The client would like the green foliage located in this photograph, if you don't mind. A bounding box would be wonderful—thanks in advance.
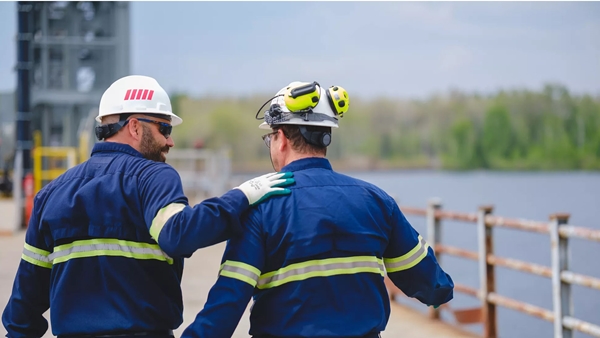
[171,84,600,171]
[482,103,513,160]
[444,117,487,169]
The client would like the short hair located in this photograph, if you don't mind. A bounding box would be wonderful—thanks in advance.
[277,125,329,156]
[100,114,120,125]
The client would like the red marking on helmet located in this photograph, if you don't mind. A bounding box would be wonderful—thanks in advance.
[124,89,154,100]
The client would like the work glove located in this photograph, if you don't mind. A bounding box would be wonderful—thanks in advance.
[236,172,295,206]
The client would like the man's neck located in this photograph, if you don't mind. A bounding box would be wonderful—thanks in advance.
[104,137,140,153]
[282,152,324,168]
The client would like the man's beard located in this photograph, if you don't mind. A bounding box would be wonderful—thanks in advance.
[140,125,169,162]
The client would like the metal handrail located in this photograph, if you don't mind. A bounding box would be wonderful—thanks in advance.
[387,200,600,338]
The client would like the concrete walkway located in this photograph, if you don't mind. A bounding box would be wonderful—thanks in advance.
[1,214,477,337]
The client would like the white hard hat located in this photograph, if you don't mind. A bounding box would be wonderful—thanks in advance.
[258,81,349,130]
[97,75,182,126]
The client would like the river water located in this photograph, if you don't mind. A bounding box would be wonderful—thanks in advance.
[347,170,600,338]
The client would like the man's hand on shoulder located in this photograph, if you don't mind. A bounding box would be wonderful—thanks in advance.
[236,172,295,206]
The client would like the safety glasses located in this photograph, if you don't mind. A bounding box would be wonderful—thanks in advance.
[135,118,173,138]
[261,130,278,149]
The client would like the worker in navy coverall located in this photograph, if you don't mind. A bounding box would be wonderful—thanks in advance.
[2,75,294,338]
[183,81,454,338]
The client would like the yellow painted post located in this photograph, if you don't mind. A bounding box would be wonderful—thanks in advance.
[78,132,90,164]
[32,131,42,194]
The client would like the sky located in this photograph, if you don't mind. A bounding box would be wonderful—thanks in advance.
[0,1,599,99]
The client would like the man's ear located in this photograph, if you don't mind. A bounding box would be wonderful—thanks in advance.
[127,119,141,140]
[277,129,287,152]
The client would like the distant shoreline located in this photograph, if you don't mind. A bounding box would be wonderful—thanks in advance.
[229,159,600,176]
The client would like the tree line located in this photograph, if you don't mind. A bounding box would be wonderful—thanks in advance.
[170,84,600,172]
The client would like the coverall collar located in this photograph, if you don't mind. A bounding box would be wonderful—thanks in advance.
[281,157,332,172]
[91,142,145,158]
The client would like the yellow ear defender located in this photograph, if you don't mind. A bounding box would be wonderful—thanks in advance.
[283,81,321,112]
[326,85,349,117]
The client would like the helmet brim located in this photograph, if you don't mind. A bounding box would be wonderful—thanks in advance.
[258,119,339,130]
[96,112,183,126]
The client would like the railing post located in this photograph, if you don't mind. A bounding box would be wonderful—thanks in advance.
[550,213,572,338]
[426,198,442,319]
[478,205,496,338]
[67,148,77,169]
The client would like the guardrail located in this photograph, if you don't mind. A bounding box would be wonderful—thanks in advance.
[32,146,77,194]
[31,130,78,194]
[384,200,600,338]
[166,147,231,202]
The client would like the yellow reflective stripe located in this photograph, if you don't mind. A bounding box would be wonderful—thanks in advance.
[384,235,425,264]
[221,271,257,287]
[220,260,261,287]
[22,243,52,268]
[150,203,186,243]
[21,253,52,269]
[24,243,50,256]
[385,243,428,273]
[384,235,429,273]
[52,250,172,264]
[51,239,173,265]
[257,256,385,290]
[52,238,163,252]
[221,260,261,276]
[260,256,382,279]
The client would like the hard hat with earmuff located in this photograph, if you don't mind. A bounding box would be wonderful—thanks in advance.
[255,81,350,147]
[256,81,349,128]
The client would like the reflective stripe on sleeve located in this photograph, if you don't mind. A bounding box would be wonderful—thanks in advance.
[384,235,429,273]
[50,238,173,265]
[21,243,52,269]
[149,203,186,243]
[257,256,385,290]
[220,260,261,287]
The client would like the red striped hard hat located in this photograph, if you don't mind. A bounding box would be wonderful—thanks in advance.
[97,75,182,126]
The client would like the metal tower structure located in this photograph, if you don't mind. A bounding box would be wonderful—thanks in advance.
[28,1,130,147]
[14,1,130,228]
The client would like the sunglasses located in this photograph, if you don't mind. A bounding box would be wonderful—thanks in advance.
[261,130,278,149]
[134,118,173,138]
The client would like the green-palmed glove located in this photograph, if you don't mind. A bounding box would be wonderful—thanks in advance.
[236,172,295,206]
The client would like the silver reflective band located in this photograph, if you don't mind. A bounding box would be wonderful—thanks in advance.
[23,247,52,263]
[222,264,259,281]
[384,236,429,273]
[220,261,261,287]
[21,243,52,268]
[257,256,385,290]
[50,239,173,265]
